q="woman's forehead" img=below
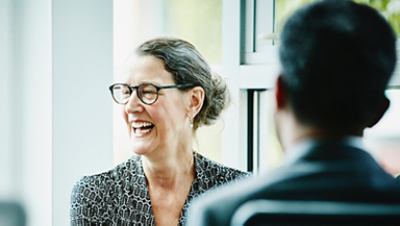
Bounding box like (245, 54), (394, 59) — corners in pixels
(121, 55), (174, 84)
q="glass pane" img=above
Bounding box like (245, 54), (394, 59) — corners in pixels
(364, 90), (400, 176)
(164, 0), (222, 64)
(260, 90), (283, 173)
(241, 0), (276, 65)
(275, 0), (400, 36)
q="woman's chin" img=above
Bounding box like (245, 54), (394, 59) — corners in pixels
(128, 128), (162, 156)
(129, 146), (148, 156)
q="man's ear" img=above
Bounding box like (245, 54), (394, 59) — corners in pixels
(275, 75), (288, 110)
(187, 86), (205, 118)
(366, 96), (390, 128)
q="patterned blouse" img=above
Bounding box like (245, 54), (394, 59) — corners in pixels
(70, 152), (249, 225)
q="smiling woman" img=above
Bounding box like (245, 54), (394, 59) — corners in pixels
(70, 37), (249, 226)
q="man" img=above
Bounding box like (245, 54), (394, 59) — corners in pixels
(187, 1), (400, 225)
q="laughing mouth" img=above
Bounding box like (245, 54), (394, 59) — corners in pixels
(131, 121), (155, 136)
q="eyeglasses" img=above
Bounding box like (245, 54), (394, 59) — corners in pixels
(109, 82), (196, 105)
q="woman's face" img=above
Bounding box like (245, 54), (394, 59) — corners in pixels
(122, 55), (191, 156)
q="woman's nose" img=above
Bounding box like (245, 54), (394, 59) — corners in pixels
(125, 91), (144, 113)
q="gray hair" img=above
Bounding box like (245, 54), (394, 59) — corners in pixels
(136, 37), (229, 130)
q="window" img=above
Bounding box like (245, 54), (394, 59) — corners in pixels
(164, 0), (222, 64)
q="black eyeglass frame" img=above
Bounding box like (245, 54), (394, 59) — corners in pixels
(109, 82), (197, 105)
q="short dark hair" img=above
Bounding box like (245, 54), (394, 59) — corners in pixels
(279, 0), (396, 130)
(136, 37), (229, 130)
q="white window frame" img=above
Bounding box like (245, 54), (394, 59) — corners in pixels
(222, 0), (278, 173)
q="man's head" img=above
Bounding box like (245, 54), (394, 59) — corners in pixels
(276, 0), (396, 140)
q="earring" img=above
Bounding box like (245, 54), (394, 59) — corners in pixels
(190, 118), (194, 128)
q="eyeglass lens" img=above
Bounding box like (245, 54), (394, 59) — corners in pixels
(111, 84), (158, 105)
(138, 84), (158, 104)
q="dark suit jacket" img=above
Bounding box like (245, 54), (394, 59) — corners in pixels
(187, 140), (400, 226)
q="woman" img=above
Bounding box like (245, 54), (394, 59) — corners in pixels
(70, 37), (249, 226)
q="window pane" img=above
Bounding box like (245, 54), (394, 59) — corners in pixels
(275, 0), (400, 36)
(365, 90), (400, 176)
(260, 90), (283, 173)
(164, 0), (222, 64)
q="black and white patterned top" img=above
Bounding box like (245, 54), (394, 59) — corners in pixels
(70, 152), (249, 225)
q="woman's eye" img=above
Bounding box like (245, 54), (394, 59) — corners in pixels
(143, 90), (157, 94)
(122, 89), (130, 95)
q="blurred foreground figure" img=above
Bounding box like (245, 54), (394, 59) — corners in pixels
(0, 201), (26, 226)
(187, 1), (400, 225)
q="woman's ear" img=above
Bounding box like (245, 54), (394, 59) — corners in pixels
(187, 86), (205, 118)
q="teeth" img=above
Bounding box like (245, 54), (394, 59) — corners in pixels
(133, 127), (152, 136)
(131, 121), (153, 128)
(131, 121), (154, 137)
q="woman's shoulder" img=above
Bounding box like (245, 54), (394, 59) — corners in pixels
(195, 152), (251, 183)
(70, 156), (148, 223)
(71, 155), (142, 199)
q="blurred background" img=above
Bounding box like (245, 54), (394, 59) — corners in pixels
(0, 0), (399, 226)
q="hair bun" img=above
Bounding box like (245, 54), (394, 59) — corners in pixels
(197, 73), (230, 127)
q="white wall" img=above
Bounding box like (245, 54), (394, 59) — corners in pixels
(1, 0), (113, 225)
(52, 0), (113, 226)
(0, 0), (13, 198)
(10, 0), (52, 226)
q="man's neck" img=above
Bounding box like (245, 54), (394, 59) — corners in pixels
(281, 114), (363, 152)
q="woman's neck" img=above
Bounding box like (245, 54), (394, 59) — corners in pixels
(142, 146), (195, 189)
